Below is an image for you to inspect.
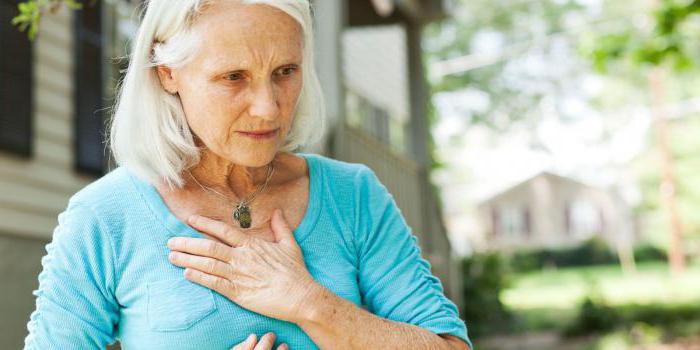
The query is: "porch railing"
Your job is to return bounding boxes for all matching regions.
[333,125,461,305]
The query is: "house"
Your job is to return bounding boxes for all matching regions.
[476,171,637,252]
[0,0,459,347]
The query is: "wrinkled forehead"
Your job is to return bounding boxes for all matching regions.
[190,1,304,67]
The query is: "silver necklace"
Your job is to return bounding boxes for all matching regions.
[187,162,275,229]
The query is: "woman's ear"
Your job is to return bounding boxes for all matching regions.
[156,65,178,94]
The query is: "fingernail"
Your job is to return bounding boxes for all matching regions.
[167,237,182,248]
[246,333,256,344]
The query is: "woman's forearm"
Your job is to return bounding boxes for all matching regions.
[295,284,469,350]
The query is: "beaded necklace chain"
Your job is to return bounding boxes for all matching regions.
[187,162,274,229]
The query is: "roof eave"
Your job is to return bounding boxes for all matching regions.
[395,0,452,23]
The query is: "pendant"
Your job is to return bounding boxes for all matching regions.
[233,204,252,229]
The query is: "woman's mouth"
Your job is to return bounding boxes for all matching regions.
[236,128,279,140]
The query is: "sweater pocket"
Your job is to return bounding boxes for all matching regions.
[146,278,217,332]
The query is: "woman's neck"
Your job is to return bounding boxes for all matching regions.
[186,150,278,200]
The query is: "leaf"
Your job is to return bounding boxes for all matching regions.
[11,0,92,40]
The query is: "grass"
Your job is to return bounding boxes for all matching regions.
[475,261,700,349]
[502,261,700,311]
[497,261,700,336]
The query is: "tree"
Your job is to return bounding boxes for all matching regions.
[586,0,700,276]
[424,0,700,272]
[424,0,589,132]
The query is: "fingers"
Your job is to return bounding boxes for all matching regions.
[169,251,232,279]
[230,333,286,350]
[167,237,233,262]
[183,268,235,297]
[254,332,276,350]
[231,333,257,350]
[188,215,249,247]
[270,209,294,244]
[199,231,226,244]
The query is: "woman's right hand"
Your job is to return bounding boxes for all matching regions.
[231,332,289,350]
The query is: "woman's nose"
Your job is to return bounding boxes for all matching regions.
[248,82,279,122]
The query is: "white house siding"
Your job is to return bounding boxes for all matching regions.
[0,8,95,240]
[0,7,96,348]
[342,25,410,123]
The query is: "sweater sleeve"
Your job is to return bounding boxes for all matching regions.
[24,200,120,349]
[354,166,471,348]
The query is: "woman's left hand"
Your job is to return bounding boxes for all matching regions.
[167,209,321,324]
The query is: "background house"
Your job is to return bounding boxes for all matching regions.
[0,0,460,347]
[476,171,637,252]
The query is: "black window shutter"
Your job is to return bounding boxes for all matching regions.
[0,0,33,157]
[74,1,106,176]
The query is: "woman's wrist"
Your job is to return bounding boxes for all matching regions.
[291,281,337,327]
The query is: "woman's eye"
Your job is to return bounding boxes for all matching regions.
[277,66,297,77]
[225,73,244,81]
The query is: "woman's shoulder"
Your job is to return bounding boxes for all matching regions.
[62,166,144,239]
[68,166,135,210]
[297,152,389,214]
[48,167,135,262]
[297,152,376,184]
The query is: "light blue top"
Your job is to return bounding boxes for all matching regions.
[25,153,471,349]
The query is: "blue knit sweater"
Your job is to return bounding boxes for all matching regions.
[25,153,471,349]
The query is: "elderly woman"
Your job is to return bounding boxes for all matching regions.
[25,0,471,349]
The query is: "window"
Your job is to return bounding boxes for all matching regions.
[490,207,500,236]
[342,25,411,156]
[0,0,33,157]
[498,205,528,238]
[74,1,107,175]
[567,200,602,237]
[345,89,408,154]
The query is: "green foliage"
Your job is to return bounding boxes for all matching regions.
[507,238,670,273]
[583,0,700,257]
[508,237,618,272]
[565,296,620,336]
[566,298,700,338]
[632,244,668,262]
[584,0,700,72]
[460,252,513,336]
[617,303,700,327]
[633,116,700,243]
[501,260,700,341]
[583,31,634,72]
[11,0,84,40]
[423,0,588,131]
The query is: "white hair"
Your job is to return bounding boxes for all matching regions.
[108,0,325,189]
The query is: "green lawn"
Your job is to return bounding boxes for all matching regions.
[502,261,700,311]
[498,261,700,336]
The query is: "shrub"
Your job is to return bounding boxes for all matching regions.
[509,237,618,273]
[632,244,667,263]
[564,299,700,338]
[507,239,670,274]
[460,252,514,336]
[564,296,620,336]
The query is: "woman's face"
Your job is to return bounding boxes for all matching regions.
[159,2,304,168]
